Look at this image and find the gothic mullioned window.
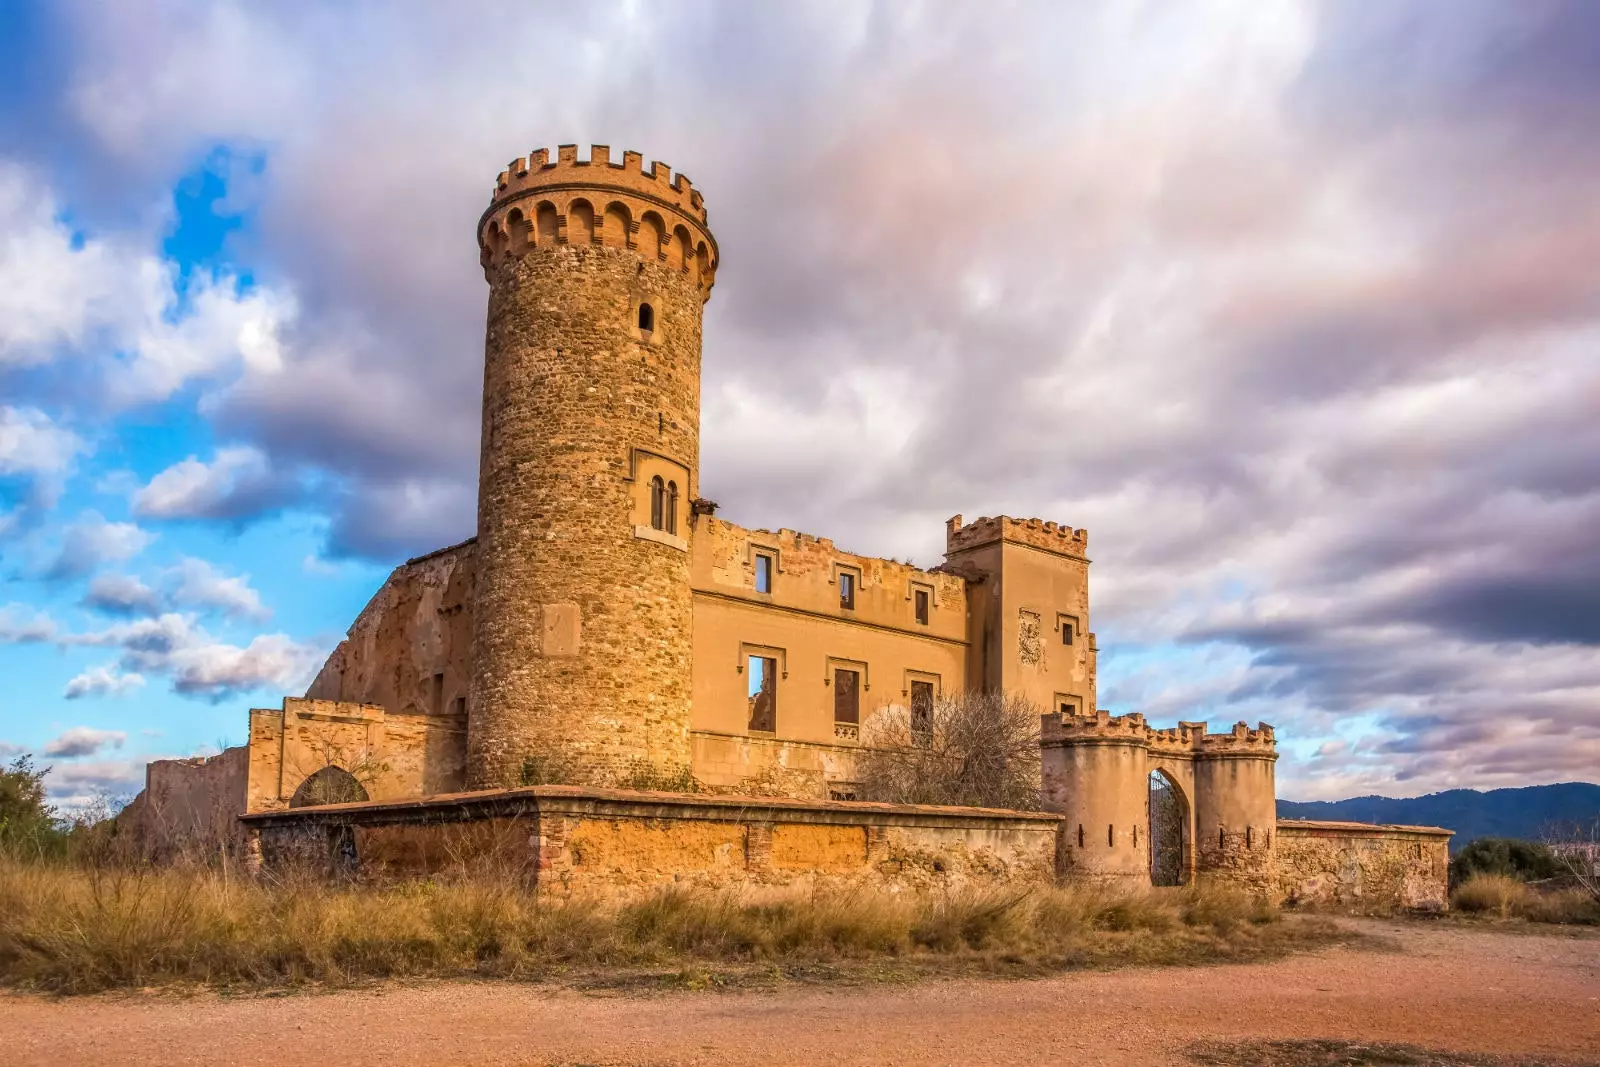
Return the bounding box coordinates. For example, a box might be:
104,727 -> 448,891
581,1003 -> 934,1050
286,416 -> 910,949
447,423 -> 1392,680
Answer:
649,476 -> 666,531
666,480 -> 679,534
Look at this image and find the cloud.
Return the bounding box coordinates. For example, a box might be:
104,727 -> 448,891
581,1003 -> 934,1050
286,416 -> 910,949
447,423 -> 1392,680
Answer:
16,0 -> 1598,796
63,666 -> 147,700
42,758 -> 147,810
0,405 -> 84,488
42,725 -> 129,755
62,612 -> 322,702
0,160 -> 296,404
0,605 -> 57,643
43,511 -> 154,581
132,445 -> 299,522
167,557 -> 270,621
82,572 -> 162,616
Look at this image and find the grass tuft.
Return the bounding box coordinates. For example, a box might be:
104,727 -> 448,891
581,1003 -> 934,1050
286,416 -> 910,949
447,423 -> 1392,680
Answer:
0,855 -> 1343,993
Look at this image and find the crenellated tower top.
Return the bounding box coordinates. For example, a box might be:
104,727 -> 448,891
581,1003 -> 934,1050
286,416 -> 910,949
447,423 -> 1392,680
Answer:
1040,705 -> 1277,761
946,514 -> 1089,560
477,144 -> 718,299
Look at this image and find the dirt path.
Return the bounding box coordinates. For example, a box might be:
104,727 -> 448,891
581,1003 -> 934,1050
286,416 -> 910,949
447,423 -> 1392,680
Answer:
4,922 -> 1597,1066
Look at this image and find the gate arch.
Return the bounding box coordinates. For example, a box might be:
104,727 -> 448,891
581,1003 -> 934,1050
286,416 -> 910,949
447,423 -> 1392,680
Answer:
289,765 -> 369,808
1147,766 -> 1193,886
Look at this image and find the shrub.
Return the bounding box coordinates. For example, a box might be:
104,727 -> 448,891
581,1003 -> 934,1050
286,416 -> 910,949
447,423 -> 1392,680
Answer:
0,756 -> 64,859
1449,837 -> 1558,885
856,690 -> 1041,810
1451,871 -> 1598,924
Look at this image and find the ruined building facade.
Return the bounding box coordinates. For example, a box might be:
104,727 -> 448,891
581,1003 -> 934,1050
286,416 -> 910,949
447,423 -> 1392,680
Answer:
123,146 -> 1451,908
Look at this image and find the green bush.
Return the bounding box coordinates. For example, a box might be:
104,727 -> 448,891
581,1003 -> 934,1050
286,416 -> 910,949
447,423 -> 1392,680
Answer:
1449,836 -> 1558,885
0,756 -> 65,859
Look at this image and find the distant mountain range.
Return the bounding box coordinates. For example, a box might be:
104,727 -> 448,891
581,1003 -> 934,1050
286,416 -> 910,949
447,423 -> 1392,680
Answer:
1278,783 -> 1600,852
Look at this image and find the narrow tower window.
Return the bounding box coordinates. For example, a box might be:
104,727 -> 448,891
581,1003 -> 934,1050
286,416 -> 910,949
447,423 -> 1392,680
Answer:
638,302 -> 655,333
833,668 -> 860,727
649,475 -> 666,530
839,571 -> 856,610
1062,621 -> 1074,645
666,480 -> 679,534
754,553 -> 774,593
914,588 -> 930,625
910,680 -> 934,748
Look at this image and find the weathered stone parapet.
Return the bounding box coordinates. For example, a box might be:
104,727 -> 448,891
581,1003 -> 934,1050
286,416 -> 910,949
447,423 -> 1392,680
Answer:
240,786 -> 1062,895
1275,819 -> 1452,912
946,513 -> 1089,559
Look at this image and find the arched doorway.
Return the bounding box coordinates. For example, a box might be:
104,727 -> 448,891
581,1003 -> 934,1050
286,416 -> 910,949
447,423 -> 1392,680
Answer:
290,765 -> 368,808
1149,769 -> 1188,886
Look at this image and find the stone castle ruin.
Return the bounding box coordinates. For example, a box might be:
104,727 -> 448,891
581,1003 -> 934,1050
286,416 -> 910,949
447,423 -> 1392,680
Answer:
122,146 -> 1450,910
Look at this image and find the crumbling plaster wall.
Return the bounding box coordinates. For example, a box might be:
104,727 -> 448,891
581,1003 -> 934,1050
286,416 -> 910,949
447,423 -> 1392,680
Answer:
117,746 -> 250,860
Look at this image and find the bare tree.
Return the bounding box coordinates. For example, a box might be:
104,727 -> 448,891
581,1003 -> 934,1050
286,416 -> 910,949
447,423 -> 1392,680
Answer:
1543,816 -> 1600,903
856,690 -> 1042,810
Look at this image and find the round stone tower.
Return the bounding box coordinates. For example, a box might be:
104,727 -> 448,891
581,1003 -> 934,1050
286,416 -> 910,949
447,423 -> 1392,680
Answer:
468,144 -> 718,789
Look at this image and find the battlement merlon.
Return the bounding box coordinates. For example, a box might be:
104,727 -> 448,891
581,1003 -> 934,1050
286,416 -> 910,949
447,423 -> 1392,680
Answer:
1041,707 -> 1276,758
944,513 -> 1089,560
480,144 -> 719,299
492,144 -> 708,224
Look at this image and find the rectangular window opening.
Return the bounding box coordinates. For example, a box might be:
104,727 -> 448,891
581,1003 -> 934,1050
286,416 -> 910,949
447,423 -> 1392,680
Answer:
914,588 -> 930,625
754,553 -> 773,594
910,680 -> 934,748
1059,701 -> 1075,716
1062,621 -> 1074,645
430,672 -> 444,715
839,571 -> 856,610
746,655 -> 777,733
833,668 -> 860,726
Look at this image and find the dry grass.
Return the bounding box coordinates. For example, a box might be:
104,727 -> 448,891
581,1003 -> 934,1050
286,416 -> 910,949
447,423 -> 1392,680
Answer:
0,855 -> 1342,994
1451,873 -> 1599,925
1188,1038 -> 1588,1066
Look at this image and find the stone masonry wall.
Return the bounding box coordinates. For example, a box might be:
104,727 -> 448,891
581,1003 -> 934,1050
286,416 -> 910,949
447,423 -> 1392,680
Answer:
244,786 -> 1062,896
1276,819 -> 1452,911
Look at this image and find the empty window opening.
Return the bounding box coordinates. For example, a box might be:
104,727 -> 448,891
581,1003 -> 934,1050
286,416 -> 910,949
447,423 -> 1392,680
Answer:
649,475 -> 666,531
910,680 -> 934,748
754,553 -> 774,594
914,588 -> 930,625
1059,701 -> 1076,716
1077,824 -> 1085,848
1149,770 -> 1185,886
839,571 -> 856,610
430,672 -> 444,715
450,696 -> 466,717
747,654 -> 777,733
666,480 -> 679,534
638,302 -> 655,332
834,668 -> 861,725
1062,620 -> 1074,645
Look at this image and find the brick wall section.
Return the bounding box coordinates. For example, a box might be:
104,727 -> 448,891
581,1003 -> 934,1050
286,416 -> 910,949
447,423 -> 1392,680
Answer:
242,786 -> 1061,895
1276,819 -> 1452,911
469,147 -> 715,788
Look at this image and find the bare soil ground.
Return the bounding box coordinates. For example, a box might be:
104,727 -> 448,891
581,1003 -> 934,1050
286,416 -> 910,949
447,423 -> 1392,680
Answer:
3,920 -> 1596,1067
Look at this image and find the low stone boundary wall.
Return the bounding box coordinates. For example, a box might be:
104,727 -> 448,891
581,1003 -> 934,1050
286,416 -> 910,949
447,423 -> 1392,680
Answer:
1275,819 -> 1452,911
241,785 -> 1063,894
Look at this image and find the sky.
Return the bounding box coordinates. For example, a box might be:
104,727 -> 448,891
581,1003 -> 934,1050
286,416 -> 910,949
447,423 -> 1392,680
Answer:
1,1 -> 1597,810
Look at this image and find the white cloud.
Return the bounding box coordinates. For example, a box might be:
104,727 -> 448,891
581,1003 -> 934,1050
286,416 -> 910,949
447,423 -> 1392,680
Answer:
0,405 -> 84,480
42,724 -> 130,755
0,605 -> 58,643
44,511 -> 154,581
168,557 -> 270,621
132,444 -> 292,521
63,612 -> 322,701
82,572 -> 163,616
0,161 -> 296,403
63,666 -> 147,700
